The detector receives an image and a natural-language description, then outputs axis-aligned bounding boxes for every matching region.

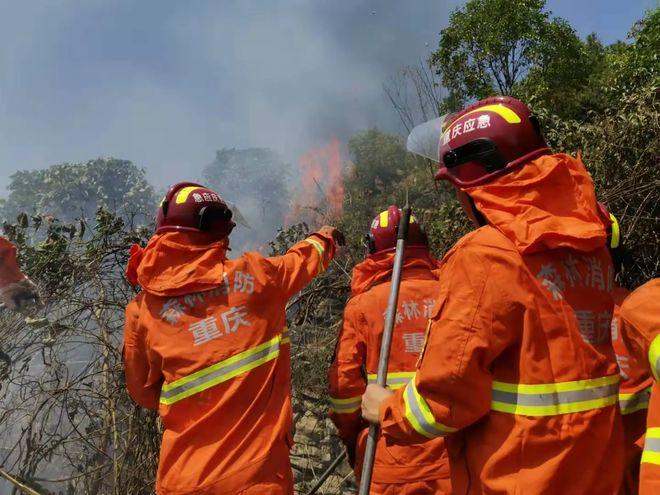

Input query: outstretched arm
[268,226,341,299]
[123,298,163,410]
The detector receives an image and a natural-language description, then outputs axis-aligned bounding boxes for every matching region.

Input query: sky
[0,0,655,192]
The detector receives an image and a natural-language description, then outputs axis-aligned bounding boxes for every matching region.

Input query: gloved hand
[0,277,41,311]
[319,225,346,247]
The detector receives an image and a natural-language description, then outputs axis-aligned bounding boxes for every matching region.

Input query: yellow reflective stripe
[304,238,326,273]
[367,372,417,379]
[160,332,288,405]
[462,104,522,124]
[329,395,361,405]
[619,386,651,415]
[609,213,621,249]
[491,375,619,417]
[492,375,619,394]
[441,104,522,142]
[642,451,660,465]
[329,395,362,414]
[492,396,618,416]
[642,428,660,465]
[161,332,285,392]
[367,372,416,390]
[648,334,660,381]
[646,427,660,438]
[403,378,457,439]
[175,186,201,204]
[379,211,389,228]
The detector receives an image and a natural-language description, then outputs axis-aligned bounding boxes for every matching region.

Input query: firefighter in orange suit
[598,204,652,495]
[328,206,451,494]
[361,96,624,494]
[0,237,40,311]
[123,182,342,495]
[619,278,660,495]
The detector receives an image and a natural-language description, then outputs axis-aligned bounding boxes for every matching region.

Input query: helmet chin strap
[364,232,378,255]
[463,193,488,228]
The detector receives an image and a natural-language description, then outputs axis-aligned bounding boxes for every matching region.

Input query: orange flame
[286,138,344,227]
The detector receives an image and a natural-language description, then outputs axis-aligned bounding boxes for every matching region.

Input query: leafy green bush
[0,158,156,224]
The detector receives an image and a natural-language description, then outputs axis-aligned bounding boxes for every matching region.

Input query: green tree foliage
[348,129,406,192]
[600,7,659,101]
[519,32,609,119]
[342,128,471,260]
[202,148,289,251]
[524,6,658,119]
[0,158,156,223]
[431,0,600,118]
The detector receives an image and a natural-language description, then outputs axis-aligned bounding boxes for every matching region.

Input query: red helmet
[436,96,550,187]
[155,182,235,237]
[366,205,428,255]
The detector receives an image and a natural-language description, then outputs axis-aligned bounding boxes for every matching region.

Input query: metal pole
[358,205,412,495]
[305,450,347,495]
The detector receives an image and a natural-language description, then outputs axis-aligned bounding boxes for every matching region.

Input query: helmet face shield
[406,115,450,162]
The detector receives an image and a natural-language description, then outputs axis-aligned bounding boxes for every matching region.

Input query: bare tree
[383,59,445,132]
[0,211,160,495]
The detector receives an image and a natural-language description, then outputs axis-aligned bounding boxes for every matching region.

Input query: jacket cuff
[308,231,337,263]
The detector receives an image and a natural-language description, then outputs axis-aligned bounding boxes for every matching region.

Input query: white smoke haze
[0,1,462,194]
[0,0,651,219]
[1,0,654,183]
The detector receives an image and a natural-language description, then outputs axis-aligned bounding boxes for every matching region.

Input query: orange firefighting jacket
[379,154,624,494]
[123,230,335,495]
[0,237,26,287]
[612,285,652,494]
[328,248,450,487]
[619,278,660,495]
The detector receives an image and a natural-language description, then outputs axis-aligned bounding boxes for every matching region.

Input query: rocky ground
[292,408,357,494]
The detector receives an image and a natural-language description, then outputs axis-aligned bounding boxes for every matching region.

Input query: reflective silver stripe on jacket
[645,438,660,454]
[160,332,287,405]
[642,428,660,465]
[491,375,619,416]
[367,371,415,389]
[328,395,362,413]
[403,380,456,438]
[619,386,651,415]
[491,383,619,406]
